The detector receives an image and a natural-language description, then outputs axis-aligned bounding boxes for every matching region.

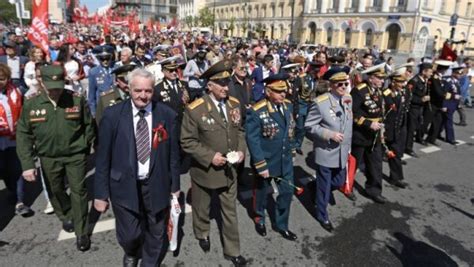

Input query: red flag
[27,0,49,54]
[155,21,161,31]
[146,18,153,32]
[439,41,457,61]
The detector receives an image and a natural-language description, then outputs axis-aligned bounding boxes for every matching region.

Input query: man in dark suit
[0,41,28,93]
[251,54,274,102]
[94,68,180,267]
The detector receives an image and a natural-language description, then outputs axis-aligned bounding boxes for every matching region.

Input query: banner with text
[27,0,49,54]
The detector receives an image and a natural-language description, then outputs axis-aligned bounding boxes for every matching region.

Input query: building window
[440,0,446,12]
[398,0,406,5]
[345,28,351,45]
[333,0,339,10]
[327,27,333,45]
[374,0,382,7]
[280,5,284,17]
[271,6,275,17]
[352,0,359,9]
[467,2,472,17]
[366,29,373,47]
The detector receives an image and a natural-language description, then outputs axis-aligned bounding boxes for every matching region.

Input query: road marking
[185,203,192,213]
[401,154,412,160]
[420,146,441,154]
[58,218,116,241]
[456,140,466,145]
[470,136,474,139]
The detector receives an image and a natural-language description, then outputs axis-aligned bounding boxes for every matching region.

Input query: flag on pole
[27,0,49,54]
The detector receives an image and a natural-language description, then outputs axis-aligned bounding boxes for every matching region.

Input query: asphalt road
[1,107,473,267]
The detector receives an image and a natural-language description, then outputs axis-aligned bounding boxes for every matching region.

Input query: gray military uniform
[305,92,353,168]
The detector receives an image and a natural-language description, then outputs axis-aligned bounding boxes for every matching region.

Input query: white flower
[226,151,240,164]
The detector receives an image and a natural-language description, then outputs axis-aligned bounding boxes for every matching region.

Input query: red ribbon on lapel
[152,124,168,149]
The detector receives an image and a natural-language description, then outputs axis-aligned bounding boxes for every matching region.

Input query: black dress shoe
[62,220,74,233]
[420,140,428,146]
[295,148,303,155]
[370,195,387,204]
[427,140,439,146]
[345,192,357,201]
[224,255,248,266]
[76,235,90,251]
[449,141,459,145]
[123,254,138,267]
[277,229,297,241]
[255,223,267,237]
[401,160,407,165]
[318,220,334,233]
[390,180,408,189]
[405,151,419,158]
[198,237,210,252]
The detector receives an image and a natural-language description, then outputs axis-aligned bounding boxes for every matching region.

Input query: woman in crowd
[55,43,84,93]
[23,47,46,97]
[0,63,33,217]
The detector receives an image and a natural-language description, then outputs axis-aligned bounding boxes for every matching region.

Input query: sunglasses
[270,89,286,94]
[213,78,231,86]
[166,69,178,73]
[335,82,349,87]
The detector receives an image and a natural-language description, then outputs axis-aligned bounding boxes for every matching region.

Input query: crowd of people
[0,23,472,266]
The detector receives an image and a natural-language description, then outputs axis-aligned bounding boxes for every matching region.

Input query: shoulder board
[299,73,307,78]
[316,94,329,103]
[284,99,291,104]
[25,91,42,100]
[100,88,115,97]
[187,98,204,110]
[252,99,267,111]
[383,89,392,96]
[228,96,240,104]
[357,83,367,90]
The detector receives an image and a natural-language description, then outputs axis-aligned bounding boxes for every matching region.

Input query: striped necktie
[136,110,150,164]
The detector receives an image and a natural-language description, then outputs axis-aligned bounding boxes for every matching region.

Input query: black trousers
[112,179,167,267]
[387,127,407,182]
[351,143,383,197]
[427,107,443,143]
[405,107,423,152]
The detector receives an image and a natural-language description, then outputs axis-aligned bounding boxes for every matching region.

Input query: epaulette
[228,96,240,104]
[383,89,392,96]
[316,94,329,103]
[187,98,204,110]
[284,99,291,104]
[252,99,267,111]
[299,73,307,78]
[357,83,368,90]
[100,88,115,97]
[25,91,42,100]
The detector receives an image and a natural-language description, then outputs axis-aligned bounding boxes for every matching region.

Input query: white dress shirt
[7,56,21,79]
[131,101,152,180]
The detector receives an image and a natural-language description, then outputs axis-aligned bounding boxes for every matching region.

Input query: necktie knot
[138,110,146,118]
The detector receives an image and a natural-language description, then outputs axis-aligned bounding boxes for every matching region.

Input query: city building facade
[208,0,474,56]
[113,0,178,22]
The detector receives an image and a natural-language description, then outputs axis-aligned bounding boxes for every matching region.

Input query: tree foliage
[197,7,215,27]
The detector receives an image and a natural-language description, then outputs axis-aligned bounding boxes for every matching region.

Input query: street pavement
[1,107,474,266]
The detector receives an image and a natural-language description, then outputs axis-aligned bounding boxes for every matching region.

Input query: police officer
[383,69,409,188]
[95,64,137,123]
[245,73,298,241]
[441,64,463,145]
[180,60,248,266]
[304,66,353,232]
[426,60,454,146]
[351,63,387,203]
[88,46,115,117]
[16,65,95,251]
[405,63,433,157]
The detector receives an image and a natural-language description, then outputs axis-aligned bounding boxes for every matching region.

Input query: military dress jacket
[383,88,409,143]
[245,99,296,176]
[16,90,95,170]
[153,79,189,122]
[95,86,128,124]
[88,65,114,116]
[180,94,246,189]
[351,82,384,147]
[305,92,353,168]
[428,72,446,109]
[442,76,461,111]
[407,75,428,108]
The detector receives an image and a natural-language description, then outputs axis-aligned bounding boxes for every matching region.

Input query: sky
[80,0,109,13]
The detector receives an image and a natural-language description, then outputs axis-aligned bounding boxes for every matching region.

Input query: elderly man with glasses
[305,66,353,232]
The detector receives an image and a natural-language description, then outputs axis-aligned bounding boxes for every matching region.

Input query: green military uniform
[95,64,137,123]
[180,60,246,259]
[16,66,95,238]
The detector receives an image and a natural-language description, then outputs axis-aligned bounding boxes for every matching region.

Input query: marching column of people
[2,31,473,267]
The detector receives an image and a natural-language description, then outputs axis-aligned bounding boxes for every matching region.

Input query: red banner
[27,0,49,54]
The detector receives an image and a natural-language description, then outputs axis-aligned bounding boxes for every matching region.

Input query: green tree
[0,0,32,25]
[197,7,215,27]
[184,15,195,29]
[228,17,235,35]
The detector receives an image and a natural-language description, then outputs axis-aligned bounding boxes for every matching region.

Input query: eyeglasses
[236,67,247,71]
[166,69,178,73]
[335,82,349,87]
[270,89,286,94]
[213,78,231,86]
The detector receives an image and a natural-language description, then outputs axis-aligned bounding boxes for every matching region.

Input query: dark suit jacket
[94,99,180,214]
[0,55,28,78]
